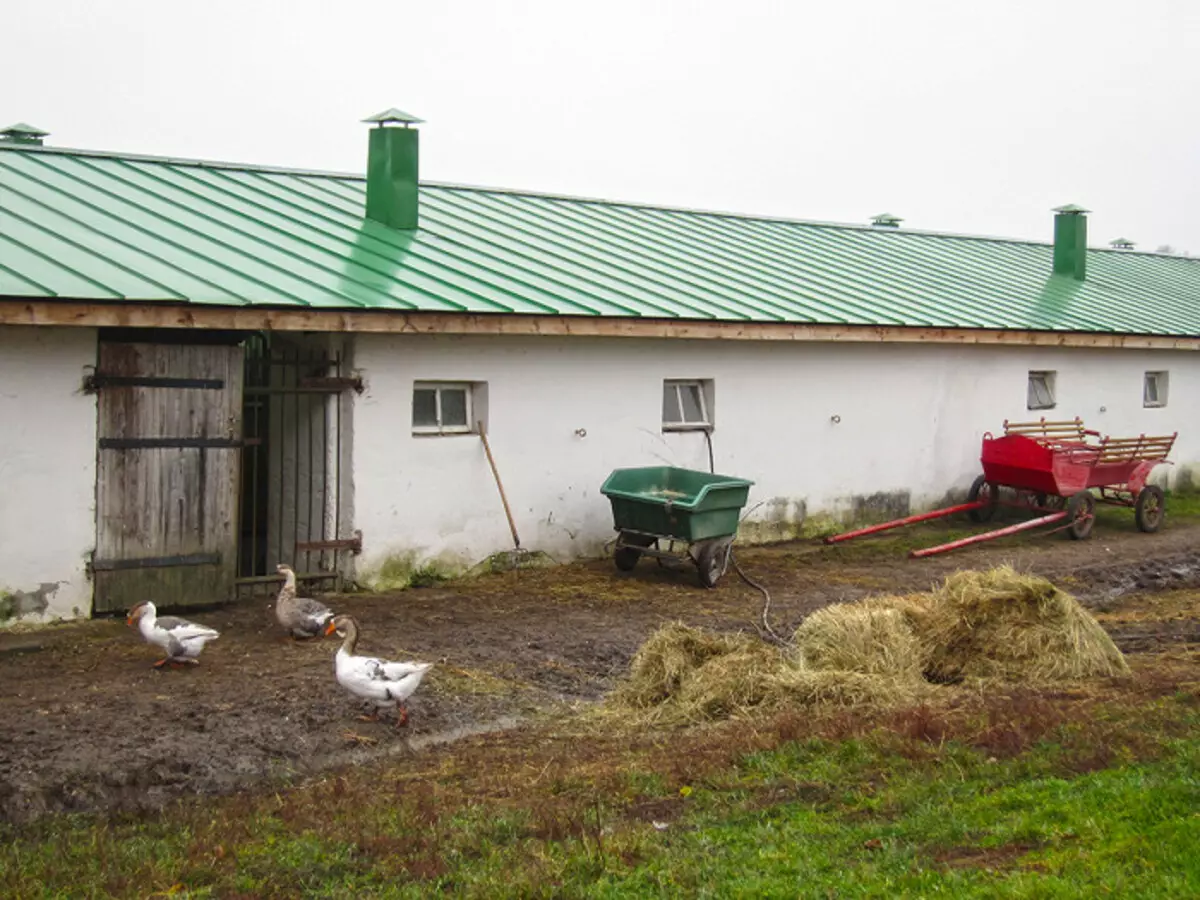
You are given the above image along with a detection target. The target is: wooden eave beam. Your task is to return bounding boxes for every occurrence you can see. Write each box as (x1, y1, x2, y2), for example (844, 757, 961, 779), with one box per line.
(1, 299, 1198, 351)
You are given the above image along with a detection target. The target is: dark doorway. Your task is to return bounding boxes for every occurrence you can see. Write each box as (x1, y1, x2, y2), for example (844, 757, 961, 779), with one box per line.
(236, 334, 358, 596)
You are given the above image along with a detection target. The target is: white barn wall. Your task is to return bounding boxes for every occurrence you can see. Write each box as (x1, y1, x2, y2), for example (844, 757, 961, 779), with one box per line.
(0, 326, 97, 623)
(352, 334, 1198, 580)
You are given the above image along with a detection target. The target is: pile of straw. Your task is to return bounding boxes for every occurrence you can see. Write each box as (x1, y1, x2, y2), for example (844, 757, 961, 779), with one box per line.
(609, 565, 1125, 723)
(919, 566, 1128, 682)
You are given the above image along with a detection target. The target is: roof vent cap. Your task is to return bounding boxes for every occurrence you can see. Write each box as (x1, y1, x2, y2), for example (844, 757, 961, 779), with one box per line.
(1109, 237, 1135, 250)
(362, 108, 424, 128)
(0, 123, 49, 146)
(870, 212, 903, 229)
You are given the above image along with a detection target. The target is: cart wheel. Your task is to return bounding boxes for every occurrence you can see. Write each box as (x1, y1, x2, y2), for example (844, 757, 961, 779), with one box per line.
(1134, 485, 1165, 533)
(613, 546, 641, 571)
(967, 475, 998, 523)
(613, 532, 653, 571)
(695, 541, 730, 589)
(1066, 492, 1095, 540)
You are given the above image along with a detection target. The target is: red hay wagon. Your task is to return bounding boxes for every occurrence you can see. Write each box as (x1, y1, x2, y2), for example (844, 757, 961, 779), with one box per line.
(825, 418, 1177, 559)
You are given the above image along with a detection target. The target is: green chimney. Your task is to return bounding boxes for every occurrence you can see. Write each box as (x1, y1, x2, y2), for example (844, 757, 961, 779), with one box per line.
(1052, 204, 1089, 280)
(363, 108, 424, 230)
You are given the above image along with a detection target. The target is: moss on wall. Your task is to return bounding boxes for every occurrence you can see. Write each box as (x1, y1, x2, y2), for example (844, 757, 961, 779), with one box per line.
(0, 582, 59, 624)
(361, 552, 468, 591)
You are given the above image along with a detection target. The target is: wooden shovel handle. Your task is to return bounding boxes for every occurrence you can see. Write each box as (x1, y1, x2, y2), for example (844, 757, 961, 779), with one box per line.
(479, 422, 521, 550)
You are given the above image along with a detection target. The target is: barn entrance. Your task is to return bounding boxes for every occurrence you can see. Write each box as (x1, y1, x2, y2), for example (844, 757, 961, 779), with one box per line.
(90, 330, 357, 615)
(235, 334, 359, 597)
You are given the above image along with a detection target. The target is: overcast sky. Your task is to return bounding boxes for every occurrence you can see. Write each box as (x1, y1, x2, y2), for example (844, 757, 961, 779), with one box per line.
(6, 0, 1199, 253)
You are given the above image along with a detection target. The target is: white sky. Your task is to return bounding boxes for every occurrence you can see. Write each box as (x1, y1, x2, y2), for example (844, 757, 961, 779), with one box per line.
(6, 0, 1200, 253)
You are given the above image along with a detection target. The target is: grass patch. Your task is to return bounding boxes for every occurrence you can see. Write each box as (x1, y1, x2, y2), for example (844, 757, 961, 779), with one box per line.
(4, 679, 1199, 898)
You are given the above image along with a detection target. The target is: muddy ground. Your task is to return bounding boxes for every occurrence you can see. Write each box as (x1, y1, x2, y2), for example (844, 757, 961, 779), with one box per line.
(3, 516, 1200, 824)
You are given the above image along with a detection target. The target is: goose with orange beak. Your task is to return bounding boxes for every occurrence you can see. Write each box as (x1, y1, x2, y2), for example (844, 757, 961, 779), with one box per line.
(324, 615, 432, 726)
(126, 601, 220, 668)
(274, 563, 335, 639)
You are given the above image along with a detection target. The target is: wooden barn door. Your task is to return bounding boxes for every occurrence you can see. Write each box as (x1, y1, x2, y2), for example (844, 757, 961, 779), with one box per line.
(92, 338, 243, 614)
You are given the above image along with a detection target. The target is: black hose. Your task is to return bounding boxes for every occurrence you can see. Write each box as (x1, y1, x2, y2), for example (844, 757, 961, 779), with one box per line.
(703, 428, 789, 646)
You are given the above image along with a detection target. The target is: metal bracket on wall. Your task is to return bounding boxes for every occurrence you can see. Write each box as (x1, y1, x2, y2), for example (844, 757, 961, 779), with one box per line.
(294, 529, 363, 555)
(299, 375, 365, 394)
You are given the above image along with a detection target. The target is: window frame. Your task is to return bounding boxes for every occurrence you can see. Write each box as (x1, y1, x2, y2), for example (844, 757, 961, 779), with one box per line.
(1144, 371, 1168, 408)
(1026, 370, 1057, 411)
(662, 379, 713, 431)
(412, 381, 475, 435)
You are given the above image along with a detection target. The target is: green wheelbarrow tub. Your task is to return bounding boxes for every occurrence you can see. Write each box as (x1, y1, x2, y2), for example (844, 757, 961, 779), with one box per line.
(600, 466, 755, 543)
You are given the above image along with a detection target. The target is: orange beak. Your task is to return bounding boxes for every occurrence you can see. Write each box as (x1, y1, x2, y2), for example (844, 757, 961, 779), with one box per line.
(126, 615, 135, 627)
(324, 621, 337, 636)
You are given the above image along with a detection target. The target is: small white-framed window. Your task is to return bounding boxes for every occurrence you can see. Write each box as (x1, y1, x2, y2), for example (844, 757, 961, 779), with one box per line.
(1144, 371, 1168, 408)
(413, 381, 476, 434)
(662, 379, 713, 430)
(1027, 371, 1056, 411)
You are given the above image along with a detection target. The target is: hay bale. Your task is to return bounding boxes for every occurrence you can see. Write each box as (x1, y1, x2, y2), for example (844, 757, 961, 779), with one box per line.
(606, 565, 1125, 725)
(673, 644, 785, 721)
(793, 604, 926, 678)
(611, 622, 765, 708)
(920, 565, 1128, 682)
(772, 667, 929, 709)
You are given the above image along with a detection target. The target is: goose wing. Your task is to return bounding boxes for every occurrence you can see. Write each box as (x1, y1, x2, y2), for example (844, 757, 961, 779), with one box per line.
(156, 615, 219, 638)
(378, 660, 430, 680)
(337, 655, 398, 701)
(294, 596, 334, 627)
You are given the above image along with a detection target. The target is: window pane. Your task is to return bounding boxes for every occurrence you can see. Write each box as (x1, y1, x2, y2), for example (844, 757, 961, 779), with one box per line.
(413, 389, 438, 427)
(662, 384, 682, 423)
(440, 388, 468, 427)
(1028, 373, 1053, 409)
(680, 384, 705, 423)
(1145, 375, 1159, 404)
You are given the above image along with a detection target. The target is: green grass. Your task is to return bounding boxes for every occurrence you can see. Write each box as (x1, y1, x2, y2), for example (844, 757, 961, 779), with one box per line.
(4, 686, 1200, 899)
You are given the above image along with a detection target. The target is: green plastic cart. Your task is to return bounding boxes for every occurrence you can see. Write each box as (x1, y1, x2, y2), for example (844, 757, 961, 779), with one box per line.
(600, 466, 755, 588)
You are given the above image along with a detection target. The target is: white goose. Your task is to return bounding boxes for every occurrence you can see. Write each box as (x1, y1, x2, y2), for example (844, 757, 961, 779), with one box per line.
(126, 601, 220, 668)
(325, 615, 432, 727)
(274, 563, 335, 639)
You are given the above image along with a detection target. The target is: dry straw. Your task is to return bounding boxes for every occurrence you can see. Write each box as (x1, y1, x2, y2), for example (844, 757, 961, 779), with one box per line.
(920, 565, 1128, 682)
(608, 565, 1126, 723)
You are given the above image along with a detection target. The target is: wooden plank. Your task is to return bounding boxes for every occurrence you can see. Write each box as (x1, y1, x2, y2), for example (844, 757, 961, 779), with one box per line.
(3, 299, 1200, 350)
(91, 552, 221, 572)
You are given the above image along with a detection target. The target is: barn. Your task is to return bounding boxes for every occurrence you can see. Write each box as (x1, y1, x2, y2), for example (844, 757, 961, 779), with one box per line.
(1, 113, 1197, 623)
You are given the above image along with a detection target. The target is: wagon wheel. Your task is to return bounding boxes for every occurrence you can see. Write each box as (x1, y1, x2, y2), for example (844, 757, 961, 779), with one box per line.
(1134, 485, 1165, 533)
(967, 475, 999, 523)
(1066, 492, 1095, 540)
(614, 532, 654, 571)
(695, 541, 731, 589)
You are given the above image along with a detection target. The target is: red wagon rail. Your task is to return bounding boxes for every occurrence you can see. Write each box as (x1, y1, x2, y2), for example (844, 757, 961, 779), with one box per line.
(825, 418, 1177, 558)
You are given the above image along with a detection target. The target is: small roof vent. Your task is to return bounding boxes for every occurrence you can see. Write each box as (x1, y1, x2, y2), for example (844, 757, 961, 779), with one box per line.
(362, 108, 424, 128)
(1109, 237, 1135, 250)
(0, 123, 49, 146)
(870, 212, 903, 229)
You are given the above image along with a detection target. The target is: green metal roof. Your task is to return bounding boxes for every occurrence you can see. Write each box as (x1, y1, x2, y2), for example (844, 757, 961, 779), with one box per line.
(3, 142, 1199, 335)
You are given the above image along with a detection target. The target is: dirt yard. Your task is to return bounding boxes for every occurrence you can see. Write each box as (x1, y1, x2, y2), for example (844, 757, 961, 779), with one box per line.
(3, 516, 1200, 824)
